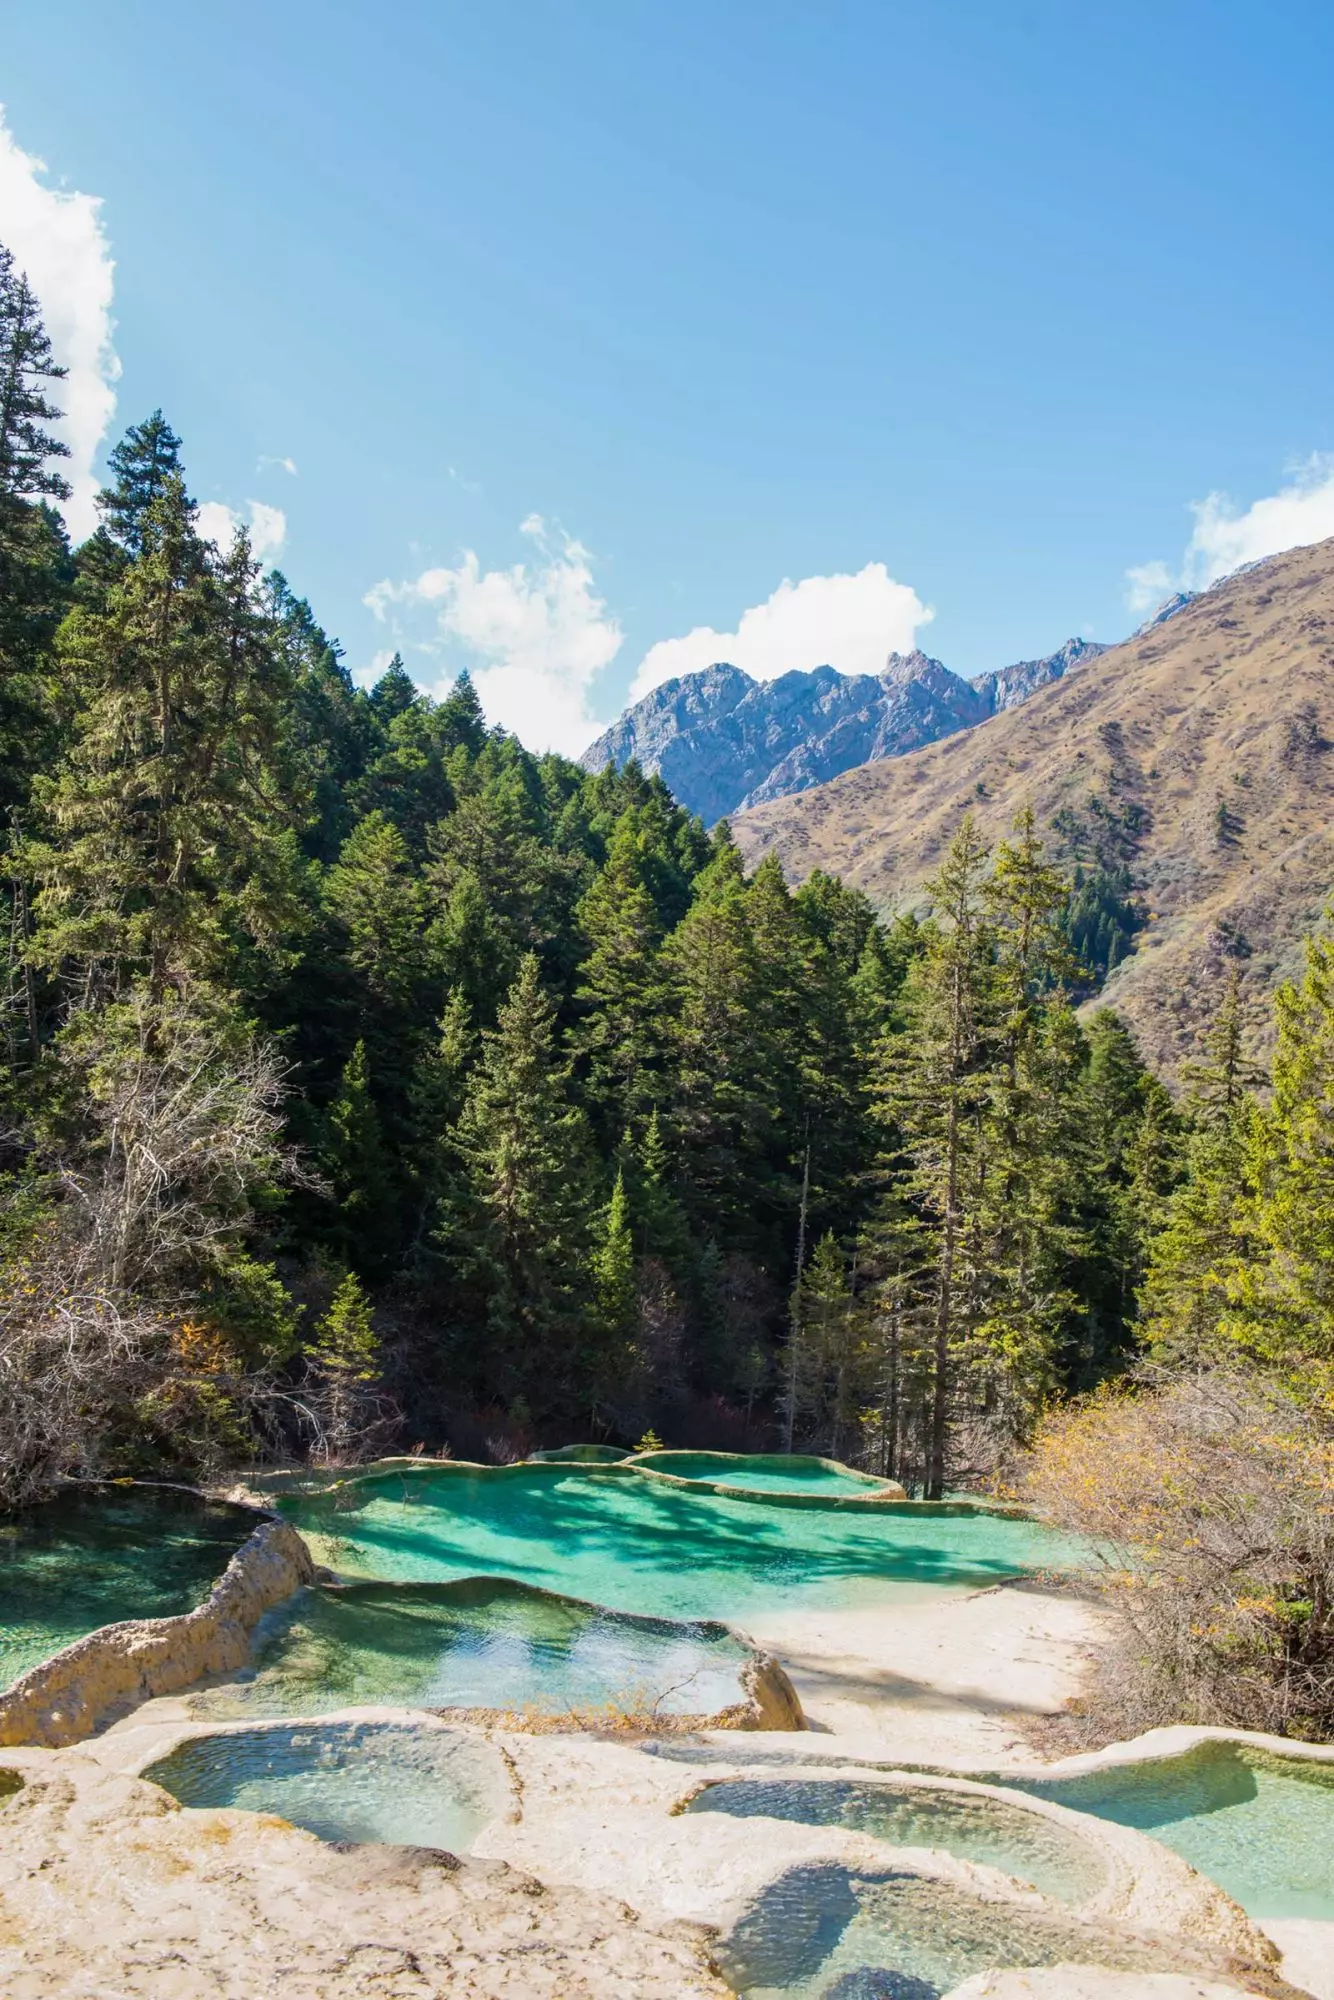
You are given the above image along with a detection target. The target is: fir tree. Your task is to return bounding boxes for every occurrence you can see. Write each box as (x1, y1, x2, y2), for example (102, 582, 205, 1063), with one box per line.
(883, 813, 997, 1496)
(449, 953, 597, 1406)
(0, 244, 70, 502)
(573, 812, 669, 1137)
(308, 1271, 382, 1462)
(95, 411, 184, 554)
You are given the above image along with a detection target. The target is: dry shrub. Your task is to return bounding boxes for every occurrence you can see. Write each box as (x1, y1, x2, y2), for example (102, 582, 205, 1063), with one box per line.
(1025, 1367, 1334, 1741)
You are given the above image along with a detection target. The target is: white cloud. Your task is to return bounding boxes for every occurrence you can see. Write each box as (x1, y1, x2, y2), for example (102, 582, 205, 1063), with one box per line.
(1127, 456, 1334, 612)
(0, 106, 119, 541)
(197, 497, 287, 563)
(364, 516, 623, 756)
(629, 563, 934, 701)
(257, 453, 298, 477)
(1125, 559, 1175, 615)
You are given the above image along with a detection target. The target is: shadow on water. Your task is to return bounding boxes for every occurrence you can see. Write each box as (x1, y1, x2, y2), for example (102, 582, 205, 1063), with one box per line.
(195, 1572, 751, 1719)
(0, 1486, 255, 1692)
(278, 1468, 1073, 1620)
(1007, 1739, 1334, 1921)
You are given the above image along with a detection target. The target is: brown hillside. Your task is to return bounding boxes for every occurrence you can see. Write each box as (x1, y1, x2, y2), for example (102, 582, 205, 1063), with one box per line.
(734, 537, 1334, 1075)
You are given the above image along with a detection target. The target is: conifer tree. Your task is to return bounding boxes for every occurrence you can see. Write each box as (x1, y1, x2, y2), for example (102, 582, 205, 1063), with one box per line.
(27, 492, 307, 1002)
(0, 245, 70, 502)
(308, 1271, 382, 1462)
(883, 812, 997, 1495)
(574, 812, 669, 1136)
(1221, 928, 1334, 1392)
(95, 410, 184, 554)
(591, 1168, 638, 1376)
(324, 1040, 398, 1270)
(1139, 970, 1259, 1365)
(450, 953, 597, 1405)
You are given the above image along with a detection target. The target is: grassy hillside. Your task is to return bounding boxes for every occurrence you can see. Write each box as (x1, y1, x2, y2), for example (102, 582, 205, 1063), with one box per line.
(734, 538, 1334, 1073)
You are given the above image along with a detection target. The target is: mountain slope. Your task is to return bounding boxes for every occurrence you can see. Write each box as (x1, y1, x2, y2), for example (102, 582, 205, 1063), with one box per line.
(581, 639, 1104, 822)
(732, 539, 1334, 1074)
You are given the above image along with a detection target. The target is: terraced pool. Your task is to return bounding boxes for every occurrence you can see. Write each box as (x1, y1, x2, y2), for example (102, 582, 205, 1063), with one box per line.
(1009, 1737, 1334, 1922)
(716, 1861, 1166, 1998)
(144, 1719, 507, 1850)
(631, 1452, 898, 1498)
(192, 1574, 755, 1721)
(686, 1775, 1109, 1907)
(275, 1465, 1073, 1623)
(0, 1485, 259, 1693)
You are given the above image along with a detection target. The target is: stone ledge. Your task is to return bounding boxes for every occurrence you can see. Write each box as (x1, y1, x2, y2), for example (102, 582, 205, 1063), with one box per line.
(0, 1516, 315, 1749)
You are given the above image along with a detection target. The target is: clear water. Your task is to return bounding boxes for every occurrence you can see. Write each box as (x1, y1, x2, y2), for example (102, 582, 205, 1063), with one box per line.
(529, 1445, 629, 1464)
(0, 1486, 258, 1692)
(277, 1468, 1072, 1623)
(717, 1863, 1165, 1998)
(636, 1454, 889, 1497)
(191, 1575, 752, 1722)
(144, 1719, 506, 1850)
(686, 1778, 1107, 1907)
(1010, 1739, 1334, 1921)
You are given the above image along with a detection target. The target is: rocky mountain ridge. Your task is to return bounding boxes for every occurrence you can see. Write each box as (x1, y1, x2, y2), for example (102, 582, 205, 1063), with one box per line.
(581, 637, 1105, 822)
(731, 539, 1334, 1075)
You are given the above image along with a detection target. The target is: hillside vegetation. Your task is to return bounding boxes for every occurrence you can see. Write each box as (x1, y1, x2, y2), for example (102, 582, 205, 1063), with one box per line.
(734, 542, 1334, 1074)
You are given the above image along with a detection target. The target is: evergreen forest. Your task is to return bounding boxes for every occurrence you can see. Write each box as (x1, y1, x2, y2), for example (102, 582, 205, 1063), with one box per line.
(3, 235, 1333, 1695)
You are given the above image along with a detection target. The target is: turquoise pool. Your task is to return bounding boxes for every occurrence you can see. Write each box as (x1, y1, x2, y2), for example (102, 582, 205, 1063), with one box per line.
(686, 1776, 1108, 1907)
(0, 1485, 258, 1693)
(192, 1574, 754, 1721)
(717, 1861, 1165, 1998)
(144, 1719, 507, 1850)
(633, 1452, 893, 1497)
(1010, 1739, 1334, 1922)
(276, 1466, 1074, 1624)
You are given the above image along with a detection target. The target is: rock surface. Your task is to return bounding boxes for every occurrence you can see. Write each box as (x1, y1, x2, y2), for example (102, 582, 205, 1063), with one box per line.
(0, 1750, 729, 1998)
(581, 640, 1103, 822)
(0, 1517, 314, 1749)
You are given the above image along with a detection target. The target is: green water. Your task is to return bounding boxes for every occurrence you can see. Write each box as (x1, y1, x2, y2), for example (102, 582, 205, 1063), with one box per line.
(1010, 1739, 1334, 1921)
(191, 1575, 752, 1721)
(0, 1485, 258, 1692)
(277, 1467, 1071, 1622)
(144, 1719, 506, 1850)
(717, 1862, 1166, 1998)
(686, 1778, 1107, 1907)
(636, 1453, 889, 1497)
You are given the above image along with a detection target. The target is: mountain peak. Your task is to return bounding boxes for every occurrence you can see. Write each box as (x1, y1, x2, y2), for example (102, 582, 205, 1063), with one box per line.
(582, 637, 1101, 822)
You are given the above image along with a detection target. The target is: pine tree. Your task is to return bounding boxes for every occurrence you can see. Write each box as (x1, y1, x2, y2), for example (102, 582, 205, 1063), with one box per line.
(883, 813, 998, 1496)
(1221, 927, 1334, 1393)
(663, 831, 772, 1238)
(369, 652, 418, 720)
(1138, 971, 1258, 1365)
(574, 812, 669, 1137)
(27, 489, 307, 1003)
(449, 953, 597, 1407)
(0, 245, 70, 502)
(591, 1168, 638, 1380)
(95, 411, 184, 554)
(324, 1040, 399, 1270)
(308, 1271, 382, 1462)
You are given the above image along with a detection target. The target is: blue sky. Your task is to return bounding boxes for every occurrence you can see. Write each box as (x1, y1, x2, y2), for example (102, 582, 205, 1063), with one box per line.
(3, 1, 1334, 752)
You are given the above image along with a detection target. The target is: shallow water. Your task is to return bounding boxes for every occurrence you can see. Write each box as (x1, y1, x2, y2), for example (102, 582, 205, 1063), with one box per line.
(277, 1468, 1072, 1623)
(191, 1574, 752, 1720)
(717, 1862, 1163, 1998)
(144, 1719, 506, 1850)
(1010, 1739, 1334, 1921)
(686, 1777, 1107, 1907)
(0, 1486, 257, 1692)
(636, 1454, 887, 1497)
